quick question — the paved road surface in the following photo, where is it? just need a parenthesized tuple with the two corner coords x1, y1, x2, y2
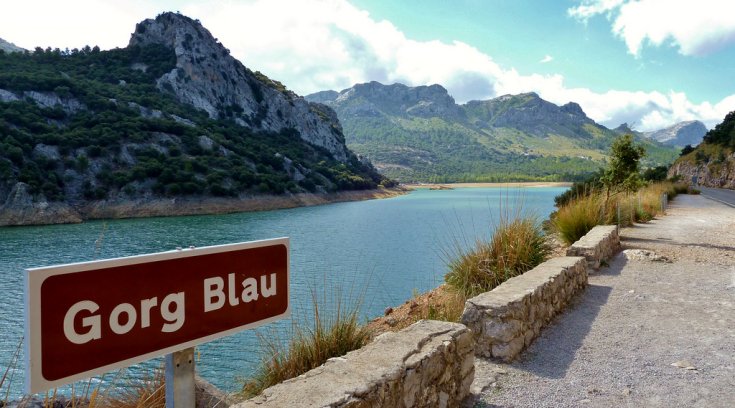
(699, 187, 735, 207)
(468, 195, 735, 408)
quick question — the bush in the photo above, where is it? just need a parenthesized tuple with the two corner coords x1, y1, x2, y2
(552, 193, 603, 245)
(241, 293, 371, 398)
(445, 211, 550, 298)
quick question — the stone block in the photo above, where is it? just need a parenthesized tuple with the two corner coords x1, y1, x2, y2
(566, 225, 620, 270)
(234, 320, 473, 408)
(461, 257, 587, 361)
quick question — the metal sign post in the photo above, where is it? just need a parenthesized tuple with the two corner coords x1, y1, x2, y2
(165, 347, 196, 408)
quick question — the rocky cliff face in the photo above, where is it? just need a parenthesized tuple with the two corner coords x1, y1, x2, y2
(643, 120, 707, 147)
(667, 114, 734, 187)
(668, 154, 735, 188)
(129, 12, 349, 161)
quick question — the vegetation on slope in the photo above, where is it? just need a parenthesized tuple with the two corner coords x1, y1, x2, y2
(0, 46, 386, 205)
(675, 111, 734, 167)
(551, 134, 697, 244)
(313, 85, 679, 183)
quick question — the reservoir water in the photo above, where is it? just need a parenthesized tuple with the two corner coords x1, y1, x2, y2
(0, 186, 565, 397)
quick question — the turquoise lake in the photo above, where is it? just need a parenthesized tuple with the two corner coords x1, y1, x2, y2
(0, 186, 565, 397)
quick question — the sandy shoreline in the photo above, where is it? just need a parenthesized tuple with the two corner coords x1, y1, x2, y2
(402, 182, 572, 189)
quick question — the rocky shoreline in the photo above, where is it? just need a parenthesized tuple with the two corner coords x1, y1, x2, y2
(0, 184, 406, 227)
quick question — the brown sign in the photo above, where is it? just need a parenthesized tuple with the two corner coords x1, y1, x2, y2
(25, 238, 289, 394)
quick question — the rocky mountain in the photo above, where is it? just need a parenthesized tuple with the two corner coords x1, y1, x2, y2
(307, 82, 678, 182)
(669, 112, 735, 188)
(0, 13, 386, 226)
(129, 13, 349, 161)
(0, 38, 24, 53)
(641, 120, 707, 147)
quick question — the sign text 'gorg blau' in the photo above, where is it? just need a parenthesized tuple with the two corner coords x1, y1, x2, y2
(25, 238, 289, 394)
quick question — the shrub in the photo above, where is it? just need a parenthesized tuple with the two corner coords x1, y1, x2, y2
(241, 292, 371, 398)
(552, 193, 603, 245)
(445, 211, 550, 298)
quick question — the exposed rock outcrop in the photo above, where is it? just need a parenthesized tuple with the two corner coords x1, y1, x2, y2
(668, 154, 735, 188)
(129, 12, 349, 161)
(0, 183, 82, 225)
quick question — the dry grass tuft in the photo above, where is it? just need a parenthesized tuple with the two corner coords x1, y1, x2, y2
(99, 367, 166, 408)
(444, 209, 550, 298)
(240, 291, 371, 399)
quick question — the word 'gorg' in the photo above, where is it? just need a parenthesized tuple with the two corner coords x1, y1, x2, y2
(62, 273, 278, 345)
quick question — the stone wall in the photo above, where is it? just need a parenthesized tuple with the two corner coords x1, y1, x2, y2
(566, 225, 620, 269)
(460, 257, 587, 361)
(234, 320, 474, 408)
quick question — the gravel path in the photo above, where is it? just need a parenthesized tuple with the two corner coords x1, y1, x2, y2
(467, 195, 735, 408)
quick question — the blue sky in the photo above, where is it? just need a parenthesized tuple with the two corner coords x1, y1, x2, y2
(2, 0, 734, 130)
(352, 0, 734, 105)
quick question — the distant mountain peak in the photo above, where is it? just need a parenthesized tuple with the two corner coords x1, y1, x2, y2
(129, 12, 350, 161)
(0, 37, 25, 53)
(561, 102, 586, 117)
(642, 120, 707, 147)
(614, 123, 634, 134)
(312, 81, 462, 119)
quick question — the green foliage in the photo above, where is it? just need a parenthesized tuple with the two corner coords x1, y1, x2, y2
(0, 44, 386, 202)
(553, 169, 604, 207)
(326, 91, 678, 183)
(552, 194, 603, 245)
(702, 110, 735, 148)
(642, 165, 669, 181)
(601, 134, 646, 196)
(680, 144, 695, 156)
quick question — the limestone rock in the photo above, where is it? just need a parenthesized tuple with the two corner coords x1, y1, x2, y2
(128, 12, 349, 162)
(0, 183, 82, 225)
(234, 320, 474, 407)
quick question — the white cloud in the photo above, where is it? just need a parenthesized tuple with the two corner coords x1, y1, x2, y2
(0, 0, 162, 51)
(1, 0, 732, 131)
(539, 55, 554, 63)
(569, 0, 735, 57)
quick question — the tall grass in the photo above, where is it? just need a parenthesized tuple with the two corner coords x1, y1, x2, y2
(240, 289, 371, 399)
(552, 194, 604, 245)
(552, 181, 693, 245)
(444, 208, 551, 298)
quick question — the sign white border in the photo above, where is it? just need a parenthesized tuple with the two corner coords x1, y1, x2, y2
(25, 238, 290, 394)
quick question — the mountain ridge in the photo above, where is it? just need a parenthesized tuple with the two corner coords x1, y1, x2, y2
(307, 82, 679, 182)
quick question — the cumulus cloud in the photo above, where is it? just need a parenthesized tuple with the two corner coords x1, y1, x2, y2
(1, 0, 732, 131)
(182, 0, 732, 130)
(539, 55, 554, 63)
(568, 0, 735, 57)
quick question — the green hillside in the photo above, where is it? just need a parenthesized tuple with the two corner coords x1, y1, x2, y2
(0, 19, 386, 208)
(308, 83, 679, 182)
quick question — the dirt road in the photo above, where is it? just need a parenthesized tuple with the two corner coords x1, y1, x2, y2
(468, 195, 735, 407)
